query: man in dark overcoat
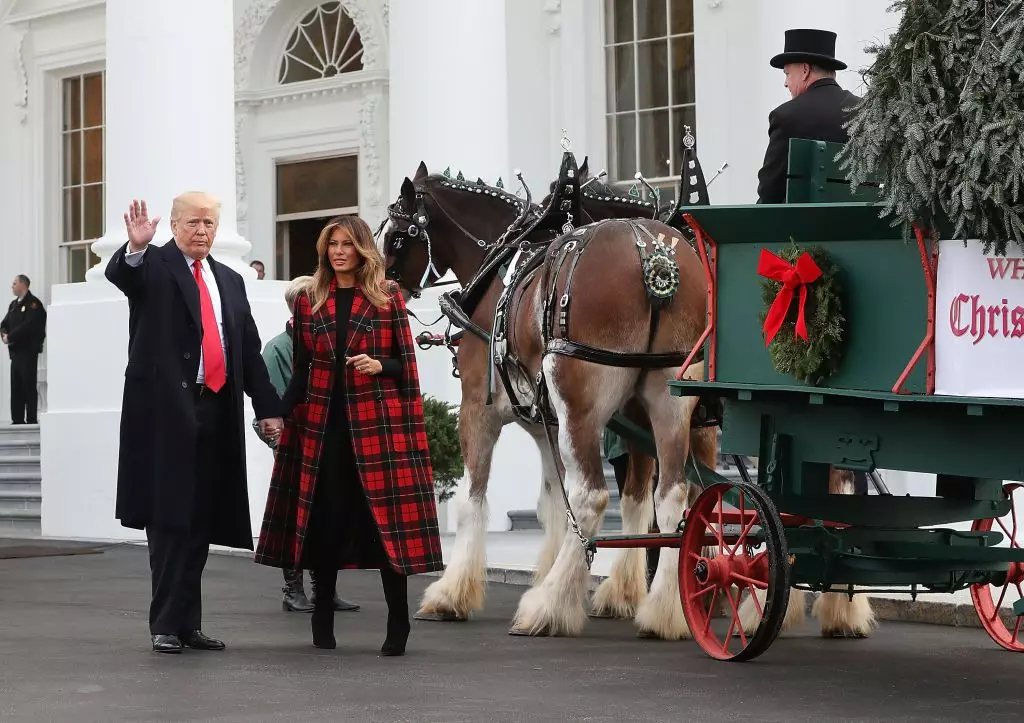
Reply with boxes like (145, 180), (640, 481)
(756, 28), (861, 204)
(1, 274), (46, 424)
(105, 194), (283, 654)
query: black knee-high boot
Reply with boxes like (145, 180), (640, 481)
(380, 566), (410, 656)
(311, 568), (338, 649)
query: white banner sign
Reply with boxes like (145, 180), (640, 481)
(935, 239), (1024, 398)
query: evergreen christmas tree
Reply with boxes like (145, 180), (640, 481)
(839, 0), (1024, 254)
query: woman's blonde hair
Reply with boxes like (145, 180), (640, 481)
(308, 216), (390, 312)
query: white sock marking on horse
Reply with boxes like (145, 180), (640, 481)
(592, 488), (652, 618)
(634, 482), (691, 640)
(418, 486), (489, 618)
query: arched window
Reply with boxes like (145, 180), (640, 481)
(278, 2), (364, 84)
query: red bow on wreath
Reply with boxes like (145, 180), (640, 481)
(757, 248), (822, 346)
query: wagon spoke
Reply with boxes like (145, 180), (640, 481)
(689, 584), (716, 601)
(703, 588), (718, 636)
(747, 585), (764, 617)
(724, 587), (747, 648)
(732, 572), (768, 590)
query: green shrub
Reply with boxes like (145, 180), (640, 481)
(422, 395), (464, 503)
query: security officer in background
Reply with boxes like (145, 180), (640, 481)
(1, 275), (46, 425)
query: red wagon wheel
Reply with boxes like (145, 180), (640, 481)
(679, 481), (789, 661)
(970, 482), (1024, 652)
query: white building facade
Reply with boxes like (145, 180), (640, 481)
(0, 0), (901, 540)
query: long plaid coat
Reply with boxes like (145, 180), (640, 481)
(254, 279), (444, 575)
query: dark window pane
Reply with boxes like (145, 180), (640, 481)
(83, 72), (103, 128)
(670, 105), (698, 175)
(636, 0), (668, 40)
(63, 77), (81, 131)
(670, 0), (694, 35)
(636, 39), (670, 109)
(670, 35), (696, 105)
(607, 44), (635, 112)
(276, 155), (358, 215)
(638, 109), (671, 179)
(605, 0), (634, 44)
(612, 113), (637, 177)
(83, 129), (103, 184)
(64, 187), (82, 243)
(64, 132), (82, 186)
(83, 184), (104, 239)
(69, 247), (87, 283)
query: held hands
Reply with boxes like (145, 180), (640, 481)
(124, 199), (162, 252)
(346, 354), (382, 376)
(258, 417), (284, 445)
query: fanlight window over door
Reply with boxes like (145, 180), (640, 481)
(278, 2), (364, 84)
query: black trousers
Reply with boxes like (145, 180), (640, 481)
(146, 385), (228, 636)
(9, 352), (38, 424)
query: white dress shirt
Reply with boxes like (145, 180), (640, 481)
(124, 245), (226, 384)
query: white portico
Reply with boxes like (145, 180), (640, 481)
(0, 0), (904, 541)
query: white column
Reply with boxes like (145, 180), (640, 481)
(388, 0), (511, 190)
(86, 0), (252, 282)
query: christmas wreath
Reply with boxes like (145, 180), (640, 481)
(758, 243), (845, 385)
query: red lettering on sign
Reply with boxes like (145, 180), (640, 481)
(949, 293), (1024, 344)
(986, 258), (1024, 280)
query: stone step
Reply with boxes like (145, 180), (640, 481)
(0, 471), (41, 484)
(0, 440), (41, 457)
(0, 508), (41, 537)
(0, 489), (42, 514)
(0, 456), (42, 474)
(0, 424), (40, 441)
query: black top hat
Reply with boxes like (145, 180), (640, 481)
(770, 29), (847, 71)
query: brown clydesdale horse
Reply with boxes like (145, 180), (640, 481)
(381, 160), (716, 639)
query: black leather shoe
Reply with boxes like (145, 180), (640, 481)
(151, 634), (182, 654)
(311, 590), (360, 612)
(179, 630), (225, 651)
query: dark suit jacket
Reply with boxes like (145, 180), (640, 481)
(105, 239), (282, 549)
(1, 291), (46, 357)
(756, 78), (861, 204)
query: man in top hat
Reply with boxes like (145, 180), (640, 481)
(756, 28), (861, 204)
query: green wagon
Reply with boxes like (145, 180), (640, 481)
(647, 138), (1024, 662)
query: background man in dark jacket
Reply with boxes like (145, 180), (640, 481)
(756, 28), (861, 204)
(1, 275), (46, 424)
(255, 275), (359, 614)
(106, 194), (283, 654)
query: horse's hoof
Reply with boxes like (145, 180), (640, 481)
(821, 628), (869, 639)
(507, 625), (550, 637)
(413, 611), (466, 622)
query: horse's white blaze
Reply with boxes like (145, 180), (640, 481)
(418, 485), (489, 618)
(592, 489), (651, 618)
(634, 481), (691, 639)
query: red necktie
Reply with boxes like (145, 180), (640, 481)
(192, 260), (226, 392)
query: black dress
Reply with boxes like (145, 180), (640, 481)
(283, 286), (402, 572)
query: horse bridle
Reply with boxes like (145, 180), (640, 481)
(382, 187), (491, 298)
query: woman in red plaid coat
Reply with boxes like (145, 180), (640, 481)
(254, 215), (443, 655)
